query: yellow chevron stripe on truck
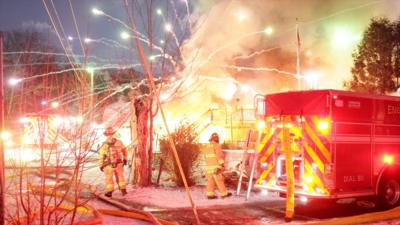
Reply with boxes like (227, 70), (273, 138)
(256, 125), (278, 185)
(265, 142), (277, 159)
(305, 160), (327, 194)
(257, 163), (274, 183)
(304, 121), (331, 163)
(304, 143), (325, 173)
(257, 129), (274, 153)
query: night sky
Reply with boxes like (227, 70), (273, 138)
(0, 0), (187, 67)
(0, 0), (48, 30)
(0, 1), (133, 34)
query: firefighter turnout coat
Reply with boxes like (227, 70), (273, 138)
(203, 141), (229, 197)
(99, 137), (128, 192)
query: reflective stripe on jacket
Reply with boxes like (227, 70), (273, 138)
(203, 142), (224, 173)
(99, 138), (127, 167)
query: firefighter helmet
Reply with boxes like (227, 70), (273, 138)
(104, 127), (116, 136)
(209, 132), (219, 143)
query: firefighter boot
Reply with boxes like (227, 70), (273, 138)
(121, 189), (128, 196)
(105, 191), (113, 198)
(221, 192), (232, 198)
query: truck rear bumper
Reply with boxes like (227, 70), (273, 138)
(254, 184), (331, 199)
(255, 184), (376, 199)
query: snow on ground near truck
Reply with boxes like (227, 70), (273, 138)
(89, 185), (400, 224)
(120, 185), (274, 209)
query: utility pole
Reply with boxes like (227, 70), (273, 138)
(296, 20), (301, 90)
(0, 31), (6, 225)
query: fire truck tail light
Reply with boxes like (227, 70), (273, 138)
(304, 175), (313, 184)
(383, 154), (394, 165)
(300, 196), (308, 203)
(317, 120), (330, 134)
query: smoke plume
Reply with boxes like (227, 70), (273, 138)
(160, 0), (400, 130)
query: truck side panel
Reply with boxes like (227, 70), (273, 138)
(332, 95), (374, 123)
(335, 143), (372, 192)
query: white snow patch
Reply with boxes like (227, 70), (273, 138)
(123, 185), (274, 209)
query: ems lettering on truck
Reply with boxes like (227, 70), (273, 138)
(387, 105), (400, 115)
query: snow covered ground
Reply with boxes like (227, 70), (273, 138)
(121, 185), (273, 210)
(89, 184), (284, 224)
(69, 161), (400, 224)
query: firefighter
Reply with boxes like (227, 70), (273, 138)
(99, 127), (128, 197)
(203, 132), (232, 199)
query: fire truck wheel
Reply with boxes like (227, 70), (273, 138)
(378, 176), (400, 209)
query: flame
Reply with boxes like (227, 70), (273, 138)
(154, 0), (389, 140)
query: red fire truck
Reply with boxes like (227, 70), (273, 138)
(254, 89), (400, 208)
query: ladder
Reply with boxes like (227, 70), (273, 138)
(236, 129), (259, 200)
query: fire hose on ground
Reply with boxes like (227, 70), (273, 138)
(7, 160), (400, 224)
(300, 206), (400, 225)
(6, 167), (178, 225)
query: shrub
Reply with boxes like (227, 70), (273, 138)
(160, 122), (200, 187)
